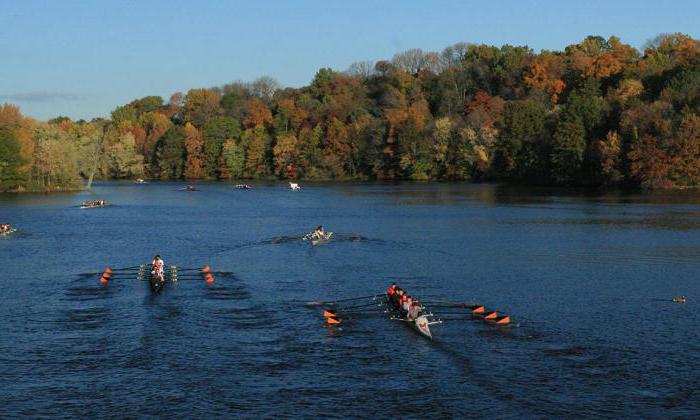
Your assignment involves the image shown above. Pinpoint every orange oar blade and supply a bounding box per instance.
[471,305,485,314]
[495,316,511,324]
[323,310,336,318]
[484,311,498,319]
[201,265,211,273]
[326,317,341,325]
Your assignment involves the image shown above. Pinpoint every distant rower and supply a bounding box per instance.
[151,255,165,276]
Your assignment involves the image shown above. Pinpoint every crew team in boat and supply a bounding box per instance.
[387,283,422,321]
[81,199,106,208]
[0,223,15,235]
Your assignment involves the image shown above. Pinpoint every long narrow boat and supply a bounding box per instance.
[303,231,333,245]
[385,295,438,339]
[80,200,106,209]
[0,226,17,237]
[149,271,166,293]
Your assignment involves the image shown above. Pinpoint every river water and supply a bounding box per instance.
[1,182,699,417]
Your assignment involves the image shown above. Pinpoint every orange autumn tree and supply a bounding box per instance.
[524,52,566,103]
[183,123,206,179]
[242,98,273,129]
[272,134,300,178]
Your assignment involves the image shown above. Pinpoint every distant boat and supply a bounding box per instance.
[0,224,16,237]
[234,184,252,189]
[80,200,107,209]
[135,178,147,184]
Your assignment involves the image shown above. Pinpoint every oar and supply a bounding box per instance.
[421,300,479,307]
[335,301,382,310]
[305,294,383,307]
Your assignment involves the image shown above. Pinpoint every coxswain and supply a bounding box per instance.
[151,255,165,276]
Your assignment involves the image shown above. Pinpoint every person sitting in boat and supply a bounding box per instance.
[0,224,11,233]
[408,299,421,320]
[387,283,397,296]
[151,255,165,276]
[403,296,412,313]
[312,225,324,240]
[393,288,403,305]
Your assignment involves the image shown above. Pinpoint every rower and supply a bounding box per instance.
[401,294,410,313]
[312,225,324,240]
[392,288,402,305]
[408,299,420,320]
[387,282,397,296]
[151,255,165,276]
[403,296,412,313]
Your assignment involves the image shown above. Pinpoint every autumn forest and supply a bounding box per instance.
[1,33,698,192]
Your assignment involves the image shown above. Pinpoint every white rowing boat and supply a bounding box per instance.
[385,295,441,339]
[303,231,333,245]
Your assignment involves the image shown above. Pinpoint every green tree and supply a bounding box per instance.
[202,116,241,177]
[551,119,586,184]
[494,98,550,180]
[153,126,185,179]
[221,140,245,179]
[105,131,144,178]
[0,127,26,190]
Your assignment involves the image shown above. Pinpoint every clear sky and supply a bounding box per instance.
[1,0,698,120]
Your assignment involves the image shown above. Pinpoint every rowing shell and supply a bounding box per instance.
[149,271,166,293]
[385,295,438,339]
[0,228,17,237]
[304,231,333,245]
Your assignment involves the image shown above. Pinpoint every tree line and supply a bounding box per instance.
[1,33,698,191]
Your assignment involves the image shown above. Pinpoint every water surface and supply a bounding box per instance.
[1,182,699,417]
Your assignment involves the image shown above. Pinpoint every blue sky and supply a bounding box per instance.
[1,0,698,120]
